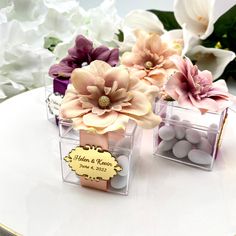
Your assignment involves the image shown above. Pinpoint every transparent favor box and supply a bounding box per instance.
[153,100,227,171]
[59,119,142,195]
[45,75,55,123]
[45,75,69,124]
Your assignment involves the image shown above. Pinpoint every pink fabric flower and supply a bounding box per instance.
[121,30,179,89]
[165,56,231,113]
[59,60,161,134]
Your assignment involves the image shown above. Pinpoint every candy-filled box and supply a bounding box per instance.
[59,120,142,195]
[153,100,227,170]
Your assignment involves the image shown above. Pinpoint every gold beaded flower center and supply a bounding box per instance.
[144,61,153,69]
[98,95,111,108]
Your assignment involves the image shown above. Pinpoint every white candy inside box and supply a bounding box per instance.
[156,115,218,168]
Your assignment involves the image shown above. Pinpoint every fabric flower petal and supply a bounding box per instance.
[83,111,118,128]
[71,68,98,95]
[127,110,162,129]
[104,67,129,90]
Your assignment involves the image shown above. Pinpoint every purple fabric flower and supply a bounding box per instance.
[49,35,119,80]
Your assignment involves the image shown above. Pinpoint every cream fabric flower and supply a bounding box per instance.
[121,30,179,89]
[60,60,161,134]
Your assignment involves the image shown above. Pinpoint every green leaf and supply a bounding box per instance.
[44,37,62,52]
[213,5,236,38]
[116,29,124,42]
[217,59,236,81]
[202,5,236,80]
[148,9,181,31]
[202,5,236,52]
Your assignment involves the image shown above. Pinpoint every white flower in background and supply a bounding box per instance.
[0,21,55,102]
[119,9,165,52]
[114,25,136,52]
[0,0,12,9]
[120,9,183,53]
[0,0,47,30]
[160,29,184,55]
[85,0,121,44]
[38,0,85,42]
[187,45,235,80]
[174,0,236,40]
[123,9,165,34]
[181,25,201,55]
[0,0,122,102]
[54,0,122,60]
[0,12,7,23]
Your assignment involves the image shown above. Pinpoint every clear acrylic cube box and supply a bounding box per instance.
[45,75,69,124]
[153,100,227,171]
[45,76,54,122]
[59,119,142,195]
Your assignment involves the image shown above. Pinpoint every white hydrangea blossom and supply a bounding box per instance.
[0,0,122,102]
[0,21,55,102]
[54,0,122,60]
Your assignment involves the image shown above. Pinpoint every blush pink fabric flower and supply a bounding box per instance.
[59,60,161,134]
[165,56,231,113]
[121,30,179,89]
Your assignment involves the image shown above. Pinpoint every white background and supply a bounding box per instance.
[79,0,174,16]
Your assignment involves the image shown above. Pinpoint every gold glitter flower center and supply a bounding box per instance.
[98,95,111,108]
[144,61,153,69]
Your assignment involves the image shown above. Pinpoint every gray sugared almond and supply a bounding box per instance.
[158,138,178,152]
[172,140,192,158]
[197,137,212,154]
[188,149,213,165]
[110,175,127,189]
[174,126,186,139]
[185,128,201,144]
[158,125,175,141]
[117,155,129,177]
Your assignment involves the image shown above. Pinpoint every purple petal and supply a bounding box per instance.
[68,35,93,59]
[91,46,110,59]
[61,56,81,69]
[90,47,119,66]
[106,48,119,66]
[49,63,73,79]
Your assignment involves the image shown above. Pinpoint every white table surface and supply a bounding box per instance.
[0,87,236,236]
